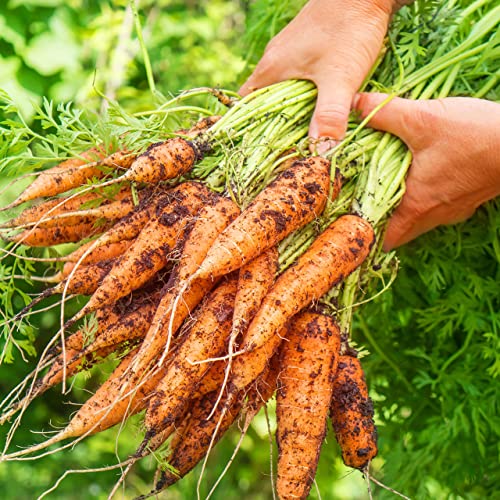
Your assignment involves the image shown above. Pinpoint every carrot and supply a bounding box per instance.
[71,181,213,321]
[14,259,114,321]
[0,187,132,229]
[12,196,138,230]
[65,186,171,263]
[0,343,120,426]
[148,389,244,495]
[240,214,375,355]
[1,346,170,460]
[119,137,200,185]
[1,147,136,212]
[192,157,333,282]
[330,354,378,470]
[144,276,237,435]
[76,136,201,197]
[61,240,133,271]
[212,247,279,413]
[4,219,112,247]
[276,311,341,500]
[63,304,121,351]
[69,287,162,358]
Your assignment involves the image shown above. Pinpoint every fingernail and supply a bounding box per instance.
[309,137,339,155]
[352,93,361,109]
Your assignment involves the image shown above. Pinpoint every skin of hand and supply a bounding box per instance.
[353,93,500,250]
[239,0,399,148]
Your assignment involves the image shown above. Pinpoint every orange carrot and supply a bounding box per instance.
[63,304,121,351]
[240,214,374,354]
[14,259,114,321]
[148,389,244,495]
[51,259,113,296]
[65,186,171,262]
[192,157,333,282]
[13,195,137,230]
[70,287,162,358]
[5,220,112,247]
[144,276,237,435]
[72,181,213,320]
[330,354,378,470]
[1,147,135,211]
[1,346,170,460]
[276,311,341,499]
[61,240,133,271]
[119,137,199,185]
[0,187,132,229]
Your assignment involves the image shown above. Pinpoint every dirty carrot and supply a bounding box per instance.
[144,276,237,435]
[240,214,374,354]
[192,156,333,281]
[0,187,132,229]
[70,181,213,321]
[61,240,133,270]
[14,259,114,321]
[330,354,378,470]
[276,311,341,499]
[4,220,112,247]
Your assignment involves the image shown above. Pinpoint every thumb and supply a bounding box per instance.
[353,93,420,147]
[309,80,353,144]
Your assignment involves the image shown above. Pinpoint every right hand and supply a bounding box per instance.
[239,0,400,149]
[354,94,500,249]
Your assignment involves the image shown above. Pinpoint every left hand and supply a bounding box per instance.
[239,0,397,147]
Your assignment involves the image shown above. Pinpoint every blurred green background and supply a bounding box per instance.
[0,1,499,499]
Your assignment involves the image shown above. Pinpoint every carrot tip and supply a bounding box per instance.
[0,199,23,213]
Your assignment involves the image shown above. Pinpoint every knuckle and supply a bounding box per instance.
[314,105,349,127]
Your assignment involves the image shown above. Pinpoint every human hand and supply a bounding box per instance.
[353,93,500,250]
[239,0,399,148]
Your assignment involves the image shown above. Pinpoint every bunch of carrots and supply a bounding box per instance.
[0,0,497,497]
[0,112,378,499]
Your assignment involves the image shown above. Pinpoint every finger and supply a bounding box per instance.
[309,79,353,143]
[383,202,415,251]
[353,92,420,146]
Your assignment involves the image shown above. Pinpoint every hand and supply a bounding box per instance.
[239,0,398,147]
[353,93,500,250]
